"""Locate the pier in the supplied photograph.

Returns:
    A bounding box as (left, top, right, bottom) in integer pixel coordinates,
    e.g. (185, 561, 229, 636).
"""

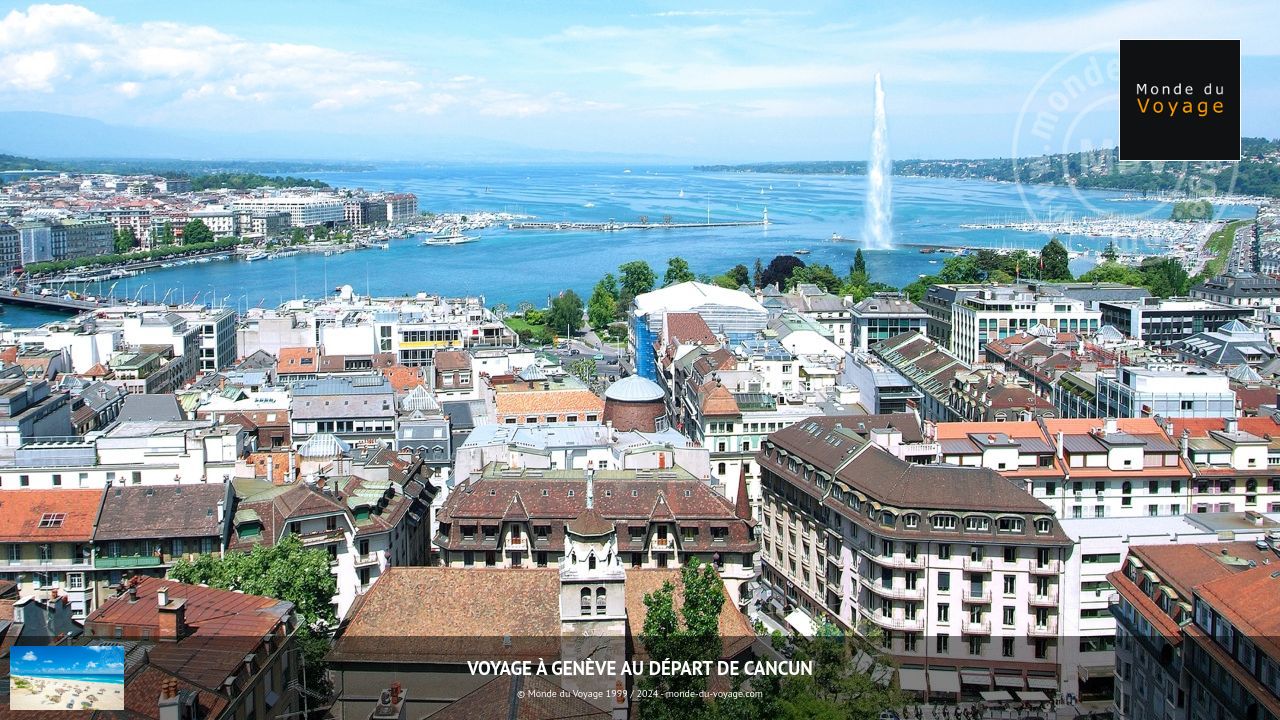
(508, 212, 769, 233)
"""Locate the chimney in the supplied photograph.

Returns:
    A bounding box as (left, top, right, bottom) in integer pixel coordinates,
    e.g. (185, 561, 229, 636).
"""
(128, 585, 138, 603)
(216, 498, 225, 524)
(585, 463, 595, 509)
(157, 593, 187, 642)
(1055, 431, 1064, 460)
(1103, 418, 1118, 435)
(157, 586, 168, 607)
(1225, 417, 1239, 434)
(1180, 429, 1190, 459)
(370, 683, 408, 720)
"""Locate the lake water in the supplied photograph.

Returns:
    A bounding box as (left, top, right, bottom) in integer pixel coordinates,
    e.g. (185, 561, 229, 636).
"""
(5, 165, 1255, 327)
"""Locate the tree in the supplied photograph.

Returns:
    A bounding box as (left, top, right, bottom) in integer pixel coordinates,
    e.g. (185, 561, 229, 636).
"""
(1140, 257, 1191, 297)
(758, 255, 806, 290)
(290, 227, 306, 245)
(637, 559, 724, 720)
(169, 534, 337, 703)
(492, 302, 509, 319)
(313, 225, 330, 241)
(619, 260, 656, 298)
(158, 222, 176, 247)
(546, 289, 585, 336)
(567, 357, 597, 385)
(516, 301, 535, 316)
(1039, 238, 1072, 281)
(182, 219, 214, 246)
(726, 264, 750, 288)
(588, 276, 619, 329)
(664, 256, 696, 286)
(853, 249, 867, 276)
(1102, 240, 1119, 262)
(113, 228, 136, 254)
(1078, 261, 1143, 285)
(789, 263, 842, 293)
(762, 623, 908, 719)
(752, 258, 764, 288)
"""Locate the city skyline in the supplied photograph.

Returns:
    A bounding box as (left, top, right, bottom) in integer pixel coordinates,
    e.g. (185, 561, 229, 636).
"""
(1, 0, 1278, 162)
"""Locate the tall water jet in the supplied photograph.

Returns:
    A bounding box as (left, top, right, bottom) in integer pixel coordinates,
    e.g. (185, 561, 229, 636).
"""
(863, 73, 893, 250)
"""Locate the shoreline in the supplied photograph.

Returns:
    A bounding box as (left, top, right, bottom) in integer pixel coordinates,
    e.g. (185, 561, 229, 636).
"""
(9, 674, 125, 711)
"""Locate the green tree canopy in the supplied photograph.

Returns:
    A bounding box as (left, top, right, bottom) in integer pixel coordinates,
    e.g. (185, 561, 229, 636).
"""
(619, 260, 657, 298)
(546, 289, 585, 336)
(182, 218, 214, 246)
(726, 264, 750, 288)
(113, 228, 137, 254)
(853, 249, 867, 276)
(789, 262, 842, 293)
(637, 559, 725, 720)
(664, 257, 696, 286)
(759, 255, 806, 290)
(588, 275, 620, 329)
(1039, 238, 1072, 281)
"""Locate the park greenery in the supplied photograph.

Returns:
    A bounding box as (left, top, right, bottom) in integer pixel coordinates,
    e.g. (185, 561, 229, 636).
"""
(24, 235, 241, 275)
(169, 534, 337, 704)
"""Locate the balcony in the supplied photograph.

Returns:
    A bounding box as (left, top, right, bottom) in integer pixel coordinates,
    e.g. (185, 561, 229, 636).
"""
(506, 536, 526, 550)
(864, 579, 925, 601)
(299, 529, 346, 547)
(353, 552, 381, 567)
(860, 548, 924, 569)
(868, 613, 924, 631)
(1028, 618, 1059, 636)
(1029, 560, 1062, 575)
(95, 555, 164, 569)
(962, 619, 992, 634)
(963, 588, 992, 603)
(651, 537, 675, 552)
(1029, 593, 1059, 607)
(5, 558, 93, 570)
(963, 557, 993, 571)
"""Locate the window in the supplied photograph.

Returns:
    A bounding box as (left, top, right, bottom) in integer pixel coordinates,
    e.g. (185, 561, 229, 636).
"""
(1003, 546, 1017, 563)
(37, 513, 65, 529)
(51, 474, 61, 487)
(1003, 607, 1015, 626)
(937, 603, 950, 623)
(19, 474, 29, 487)
(1035, 518, 1051, 534)
(1002, 575, 1016, 595)
(937, 572, 950, 592)
(996, 517, 1024, 533)
(1002, 637, 1015, 657)
(596, 588, 608, 615)
(580, 588, 592, 616)
(938, 544, 951, 560)
(485, 551, 496, 567)
(936, 635, 949, 655)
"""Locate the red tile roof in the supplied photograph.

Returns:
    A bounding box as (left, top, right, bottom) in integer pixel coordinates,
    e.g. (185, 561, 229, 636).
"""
(0, 489, 102, 542)
(276, 347, 317, 374)
(433, 350, 472, 371)
(1169, 416, 1280, 438)
(665, 312, 718, 346)
(380, 365, 424, 394)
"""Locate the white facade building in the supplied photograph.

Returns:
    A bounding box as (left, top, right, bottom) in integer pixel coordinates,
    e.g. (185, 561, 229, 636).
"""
(231, 196, 345, 227)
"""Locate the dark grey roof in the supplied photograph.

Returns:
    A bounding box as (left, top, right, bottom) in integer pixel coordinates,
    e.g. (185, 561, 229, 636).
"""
(441, 401, 476, 429)
(116, 393, 183, 423)
(94, 484, 226, 541)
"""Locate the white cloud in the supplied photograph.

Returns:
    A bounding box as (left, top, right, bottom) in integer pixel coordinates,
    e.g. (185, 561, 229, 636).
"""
(22, 651, 37, 661)
(115, 81, 140, 97)
(106, 661, 124, 668)
(86, 661, 98, 669)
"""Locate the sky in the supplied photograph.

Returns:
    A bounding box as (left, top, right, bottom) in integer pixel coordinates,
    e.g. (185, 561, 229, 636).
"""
(0, 1, 1278, 162)
(10, 645, 125, 677)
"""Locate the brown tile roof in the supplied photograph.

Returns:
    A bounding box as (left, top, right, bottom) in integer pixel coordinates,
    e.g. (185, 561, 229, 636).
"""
(276, 347, 317, 374)
(698, 381, 739, 416)
(1129, 542, 1269, 600)
(0, 489, 102, 542)
(429, 674, 610, 720)
(495, 390, 604, 418)
(1195, 564, 1280, 660)
(665, 312, 718, 346)
(380, 364, 425, 393)
(94, 484, 226, 542)
(433, 349, 472, 371)
(83, 362, 112, 378)
(330, 566, 756, 665)
(567, 507, 614, 536)
(123, 664, 230, 720)
(245, 451, 296, 485)
(1169, 416, 1280, 438)
(86, 576, 293, 691)
(329, 567, 563, 664)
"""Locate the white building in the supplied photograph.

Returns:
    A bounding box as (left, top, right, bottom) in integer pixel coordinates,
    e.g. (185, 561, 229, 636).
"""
(231, 195, 345, 227)
(951, 286, 1101, 364)
(1094, 365, 1237, 419)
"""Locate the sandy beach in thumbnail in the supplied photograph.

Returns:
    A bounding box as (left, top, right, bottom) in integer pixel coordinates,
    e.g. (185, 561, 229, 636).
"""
(9, 675, 125, 711)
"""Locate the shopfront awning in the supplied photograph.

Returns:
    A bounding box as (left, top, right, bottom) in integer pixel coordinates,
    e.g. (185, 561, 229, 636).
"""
(1026, 676, 1058, 690)
(784, 609, 815, 638)
(994, 674, 1023, 688)
(928, 668, 961, 694)
(960, 669, 990, 686)
(1017, 691, 1050, 703)
(1078, 664, 1115, 682)
(980, 690, 1013, 703)
(898, 667, 928, 692)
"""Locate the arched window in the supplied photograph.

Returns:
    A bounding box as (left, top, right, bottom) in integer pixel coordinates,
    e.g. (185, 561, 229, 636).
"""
(580, 588, 591, 616)
(1122, 482, 1132, 494)
(588, 554, 597, 571)
(1247, 479, 1258, 492)
(596, 588, 607, 615)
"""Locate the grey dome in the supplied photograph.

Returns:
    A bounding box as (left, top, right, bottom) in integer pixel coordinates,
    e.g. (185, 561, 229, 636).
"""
(605, 375, 665, 403)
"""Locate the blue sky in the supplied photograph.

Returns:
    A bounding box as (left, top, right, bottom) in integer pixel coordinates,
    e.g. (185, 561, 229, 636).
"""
(0, 1, 1277, 161)
(10, 645, 125, 677)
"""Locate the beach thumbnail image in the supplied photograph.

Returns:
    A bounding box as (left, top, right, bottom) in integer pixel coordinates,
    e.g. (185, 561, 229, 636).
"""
(9, 645, 125, 711)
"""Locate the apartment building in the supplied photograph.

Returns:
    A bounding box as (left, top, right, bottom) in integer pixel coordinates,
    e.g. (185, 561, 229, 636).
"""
(630, 282, 769, 381)
(433, 464, 759, 605)
(384, 193, 419, 223)
(230, 195, 345, 227)
(0, 222, 21, 272)
(851, 293, 929, 352)
(759, 416, 1073, 698)
(229, 451, 434, 619)
(1169, 416, 1280, 514)
(0, 488, 100, 617)
(1191, 270, 1280, 317)
(289, 375, 397, 446)
(950, 285, 1101, 364)
(1099, 297, 1252, 346)
(0, 365, 74, 462)
(1109, 541, 1280, 720)
(82, 577, 301, 720)
(773, 283, 855, 351)
(872, 331, 970, 422)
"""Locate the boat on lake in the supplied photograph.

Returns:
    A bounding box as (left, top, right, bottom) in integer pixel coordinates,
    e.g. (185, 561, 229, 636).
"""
(243, 251, 268, 262)
(424, 229, 479, 246)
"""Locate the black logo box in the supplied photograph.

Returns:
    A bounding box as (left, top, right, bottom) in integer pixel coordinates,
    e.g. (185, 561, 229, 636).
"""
(1119, 39, 1240, 162)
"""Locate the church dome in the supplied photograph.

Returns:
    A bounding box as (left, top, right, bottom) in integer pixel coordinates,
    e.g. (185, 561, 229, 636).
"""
(604, 375, 664, 403)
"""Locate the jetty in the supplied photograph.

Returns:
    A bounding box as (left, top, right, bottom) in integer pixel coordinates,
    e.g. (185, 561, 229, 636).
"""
(508, 211, 770, 233)
(0, 289, 106, 312)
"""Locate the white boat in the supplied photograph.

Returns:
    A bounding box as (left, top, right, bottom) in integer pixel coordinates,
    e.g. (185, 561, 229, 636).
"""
(583, 202, 595, 208)
(244, 251, 268, 262)
(424, 230, 479, 246)
(794, 249, 811, 255)
(831, 232, 846, 241)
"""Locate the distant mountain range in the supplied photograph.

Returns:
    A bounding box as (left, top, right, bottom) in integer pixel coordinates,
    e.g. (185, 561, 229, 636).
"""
(696, 138, 1280, 197)
(0, 111, 676, 166)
